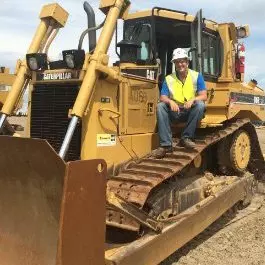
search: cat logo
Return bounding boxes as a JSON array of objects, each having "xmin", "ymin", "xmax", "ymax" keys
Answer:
[
  {"xmin": 146, "ymin": 69, "xmax": 155, "ymax": 80},
  {"xmin": 43, "ymin": 72, "xmax": 72, "ymax": 80}
]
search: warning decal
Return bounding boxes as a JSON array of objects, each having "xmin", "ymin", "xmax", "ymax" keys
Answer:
[{"xmin": 97, "ymin": 134, "xmax": 116, "ymax": 147}]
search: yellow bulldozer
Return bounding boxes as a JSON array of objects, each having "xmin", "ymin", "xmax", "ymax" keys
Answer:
[{"xmin": 1, "ymin": 1, "xmax": 265, "ymax": 264}]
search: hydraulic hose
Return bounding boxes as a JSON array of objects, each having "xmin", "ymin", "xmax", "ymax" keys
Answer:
[{"xmin": 78, "ymin": 19, "xmax": 106, "ymax": 50}]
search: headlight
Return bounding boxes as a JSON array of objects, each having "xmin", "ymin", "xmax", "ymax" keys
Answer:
[
  {"xmin": 62, "ymin": 49, "xmax": 85, "ymax": 70},
  {"xmin": 236, "ymin": 25, "xmax": 250, "ymax": 39},
  {"xmin": 28, "ymin": 57, "xmax": 38, "ymax": 71},
  {"xmin": 65, "ymin": 54, "xmax": 75, "ymax": 69},
  {"xmin": 26, "ymin": 53, "xmax": 48, "ymax": 71}
]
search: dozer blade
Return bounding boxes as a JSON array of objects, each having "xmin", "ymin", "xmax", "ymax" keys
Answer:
[{"xmin": 0, "ymin": 136, "xmax": 106, "ymax": 265}]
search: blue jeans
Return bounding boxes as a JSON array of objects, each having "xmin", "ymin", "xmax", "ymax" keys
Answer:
[{"xmin": 157, "ymin": 101, "xmax": 205, "ymax": 147}]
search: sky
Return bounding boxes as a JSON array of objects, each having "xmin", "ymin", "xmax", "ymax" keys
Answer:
[{"xmin": 0, "ymin": 0, "xmax": 265, "ymax": 88}]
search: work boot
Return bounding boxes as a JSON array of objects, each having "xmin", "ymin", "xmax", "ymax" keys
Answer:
[
  {"xmin": 152, "ymin": 146, "xmax": 173, "ymax": 159},
  {"xmin": 180, "ymin": 138, "xmax": 196, "ymax": 149}
]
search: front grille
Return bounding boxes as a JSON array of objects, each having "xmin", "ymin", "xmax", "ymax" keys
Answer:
[{"xmin": 31, "ymin": 84, "xmax": 81, "ymax": 161}]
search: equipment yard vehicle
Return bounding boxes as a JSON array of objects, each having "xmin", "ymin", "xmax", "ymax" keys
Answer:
[
  {"xmin": 0, "ymin": 66, "xmax": 21, "ymax": 135},
  {"xmin": 0, "ymin": 0, "xmax": 265, "ymax": 264},
  {"xmin": 0, "ymin": 67, "xmax": 15, "ymax": 97}
]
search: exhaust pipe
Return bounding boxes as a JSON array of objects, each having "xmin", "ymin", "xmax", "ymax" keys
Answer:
[{"xmin": 83, "ymin": 1, "xmax": 96, "ymax": 52}]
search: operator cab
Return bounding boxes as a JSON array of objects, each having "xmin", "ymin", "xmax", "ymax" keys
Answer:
[{"xmin": 118, "ymin": 8, "xmax": 223, "ymax": 86}]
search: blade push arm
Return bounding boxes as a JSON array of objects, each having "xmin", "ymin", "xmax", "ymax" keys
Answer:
[{"xmin": 59, "ymin": 0, "xmax": 130, "ymax": 159}]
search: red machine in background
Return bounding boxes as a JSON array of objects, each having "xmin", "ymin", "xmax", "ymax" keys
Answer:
[{"xmin": 236, "ymin": 43, "xmax": 245, "ymax": 79}]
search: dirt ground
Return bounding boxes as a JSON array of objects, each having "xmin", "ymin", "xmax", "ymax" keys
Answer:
[
  {"xmin": 8, "ymin": 116, "xmax": 27, "ymax": 135},
  {"xmin": 162, "ymin": 127, "xmax": 265, "ymax": 265},
  {"xmin": 6, "ymin": 117, "xmax": 265, "ymax": 265}
]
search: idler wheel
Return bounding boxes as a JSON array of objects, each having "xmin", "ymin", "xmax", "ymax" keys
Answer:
[{"xmin": 230, "ymin": 130, "xmax": 251, "ymax": 173}]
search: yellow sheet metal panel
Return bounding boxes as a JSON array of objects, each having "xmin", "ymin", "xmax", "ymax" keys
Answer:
[
  {"xmin": 0, "ymin": 73, "xmax": 15, "ymax": 86},
  {"xmin": 81, "ymin": 79, "xmax": 121, "ymax": 162},
  {"xmin": 100, "ymin": 0, "xmax": 130, "ymax": 18},
  {"xmin": 228, "ymin": 104, "xmax": 265, "ymax": 121},
  {"xmin": 80, "ymin": 79, "xmax": 157, "ymax": 171},
  {"xmin": 119, "ymin": 68, "xmax": 158, "ymax": 135},
  {"xmin": 39, "ymin": 3, "xmax": 69, "ymax": 27},
  {"xmin": 100, "ymin": 0, "xmax": 116, "ymax": 8},
  {"xmin": 0, "ymin": 92, "xmax": 8, "ymax": 106},
  {"xmin": 206, "ymin": 89, "xmax": 230, "ymax": 108},
  {"xmin": 126, "ymin": 9, "xmax": 193, "ymax": 23},
  {"xmin": 93, "ymin": 133, "xmax": 157, "ymax": 175},
  {"xmin": 131, "ymin": 133, "xmax": 159, "ymax": 156},
  {"xmin": 218, "ymin": 24, "xmax": 234, "ymax": 82},
  {"xmin": 201, "ymin": 114, "xmax": 228, "ymax": 125},
  {"xmin": 125, "ymin": 10, "xmax": 217, "ymax": 31}
]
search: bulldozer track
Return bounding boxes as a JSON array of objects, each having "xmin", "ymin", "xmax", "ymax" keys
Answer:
[{"xmin": 107, "ymin": 119, "xmax": 265, "ymax": 231}]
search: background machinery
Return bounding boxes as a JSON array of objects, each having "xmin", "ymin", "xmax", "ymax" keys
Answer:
[
  {"xmin": 0, "ymin": 67, "xmax": 15, "ymax": 103},
  {"xmin": 0, "ymin": 0, "xmax": 265, "ymax": 264},
  {"xmin": 0, "ymin": 66, "xmax": 22, "ymax": 134}
]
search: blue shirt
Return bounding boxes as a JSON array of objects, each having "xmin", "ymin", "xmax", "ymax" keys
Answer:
[{"xmin": 160, "ymin": 73, "xmax": 206, "ymax": 97}]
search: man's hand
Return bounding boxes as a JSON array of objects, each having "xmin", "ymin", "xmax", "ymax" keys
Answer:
[
  {"xmin": 169, "ymin": 100, "xmax": 180, "ymax": 112},
  {"xmin": 184, "ymin": 99, "xmax": 195, "ymax": 109}
]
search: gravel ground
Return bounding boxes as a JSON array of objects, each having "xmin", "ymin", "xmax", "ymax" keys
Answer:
[
  {"xmin": 8, "ymin": 116, "xmax": 27, "ymax": 135},
  {"xmin": 162, "ymin": 128, "xmax": 265, "ymax": 265},
  {"xmin": 162, "ymin": 195, "xmax": 265, "ymax": 265}
]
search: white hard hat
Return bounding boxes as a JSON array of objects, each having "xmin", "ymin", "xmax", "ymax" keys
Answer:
[{"xmin": 171, "ymin": 48, "xmax": 188, "ymax": 62}]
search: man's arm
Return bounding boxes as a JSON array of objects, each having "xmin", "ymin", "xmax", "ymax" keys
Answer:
[
  {"xmin": 196, "ymin": 73, "xmax": 207, "ymax": 101},
  {"xmin": 184, "ymin": 73, "xmax": 207, "ymax": 109},
  {"xmin": 160, "ymin": 81, "xmax": 180, "ymax": 112},
  {"xmin": 195, "ymin": 90, "xmax": 207, "ymax": 101}
]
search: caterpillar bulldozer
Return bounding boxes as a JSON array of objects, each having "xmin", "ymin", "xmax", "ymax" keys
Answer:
[{"xmin": 1, "ymin": 0, "xmax": 265, "ymax": 264}]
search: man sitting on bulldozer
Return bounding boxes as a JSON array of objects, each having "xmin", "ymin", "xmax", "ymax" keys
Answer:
[{"xmin": 154, "ymin": 48, "xmax": 207, "ymax": 159}]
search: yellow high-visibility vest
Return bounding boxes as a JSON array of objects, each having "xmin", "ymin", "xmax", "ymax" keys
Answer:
[{"xmin": 165, "ymin": 69, "xmax": 199, "ymax": 104}]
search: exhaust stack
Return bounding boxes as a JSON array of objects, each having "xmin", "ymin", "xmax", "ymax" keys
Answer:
[{"xmin": 83, "ymin": 1, "xmax": 97, "ymax": 52}]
